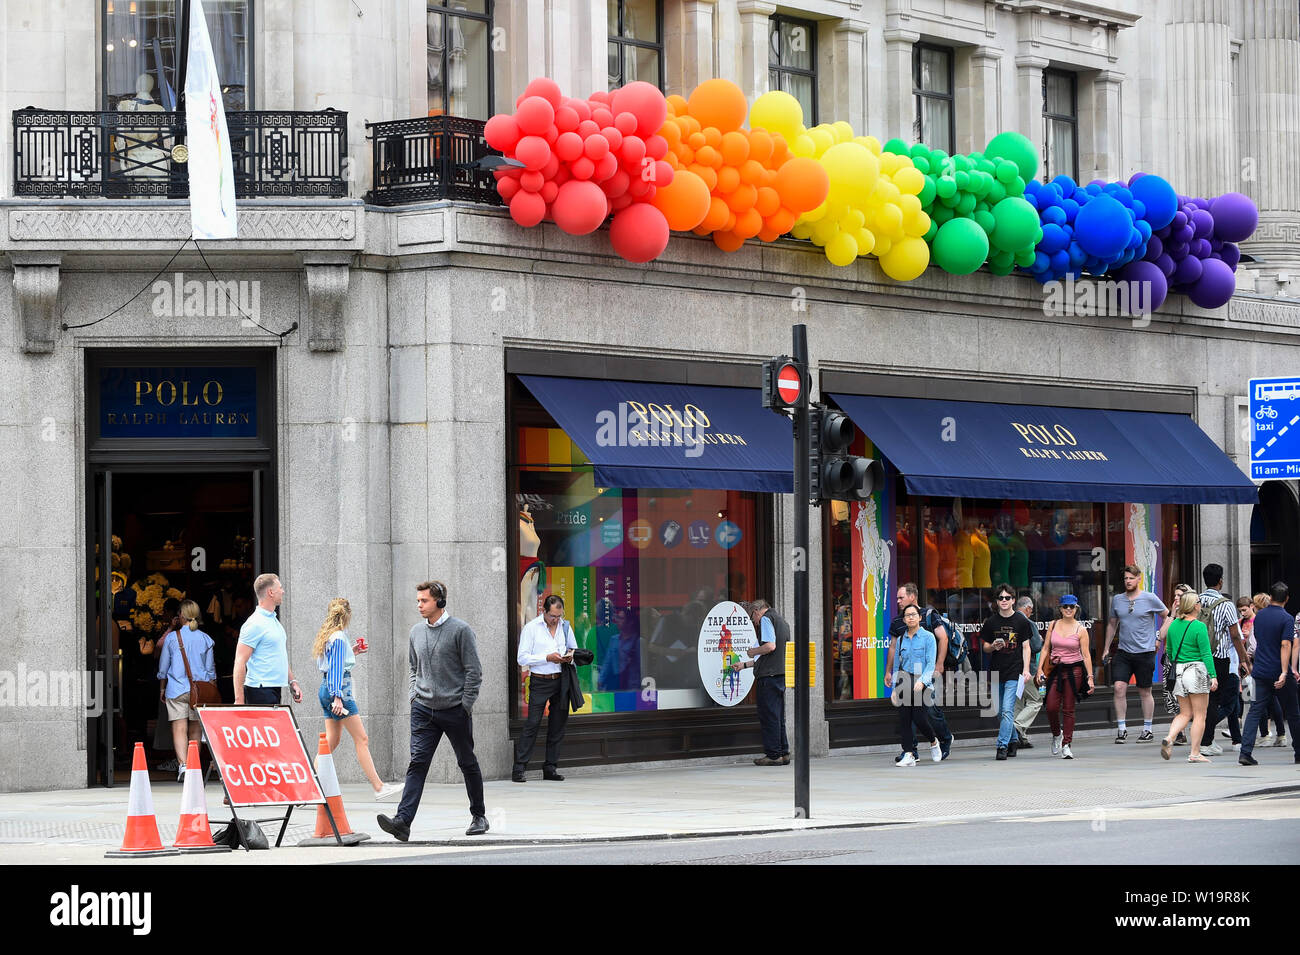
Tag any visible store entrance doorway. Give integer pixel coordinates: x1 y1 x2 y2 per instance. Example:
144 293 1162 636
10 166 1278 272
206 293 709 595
88 468 270 786
1251 481 1299 601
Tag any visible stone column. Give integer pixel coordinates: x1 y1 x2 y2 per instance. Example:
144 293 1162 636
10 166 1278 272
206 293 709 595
674 0 716 96
967 46 1002 154
1164 0 1234 198
883 29 918 142
1235 0 1300 277
261 0 296 109
829 20 869 135
1082 70 1123 183
737 0 777 107
1014 55 1047 172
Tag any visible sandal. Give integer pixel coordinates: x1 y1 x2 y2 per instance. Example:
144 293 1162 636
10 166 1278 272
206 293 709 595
1187 754 1211 763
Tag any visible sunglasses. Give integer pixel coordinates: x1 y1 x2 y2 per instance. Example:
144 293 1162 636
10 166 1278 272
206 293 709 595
996 594 1014 601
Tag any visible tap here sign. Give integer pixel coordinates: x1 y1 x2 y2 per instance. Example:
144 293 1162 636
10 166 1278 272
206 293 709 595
198 707 325 807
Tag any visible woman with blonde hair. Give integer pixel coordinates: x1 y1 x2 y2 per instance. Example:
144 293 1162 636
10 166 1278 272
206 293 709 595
314 598 402 800
1160 590 1219 763
157 600 216 782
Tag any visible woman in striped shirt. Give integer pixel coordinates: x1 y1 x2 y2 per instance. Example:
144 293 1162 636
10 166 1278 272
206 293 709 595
314 598 402 800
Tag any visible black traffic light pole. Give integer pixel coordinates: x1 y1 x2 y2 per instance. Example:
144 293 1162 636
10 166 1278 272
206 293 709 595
792 324 810 818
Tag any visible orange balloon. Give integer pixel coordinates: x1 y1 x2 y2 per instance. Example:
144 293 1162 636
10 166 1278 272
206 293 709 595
770 136 790 164
774 156 829 213
695 145 722 169
676 145 695 165
681 116 701 136
723 212 737 231
687 132 706 150
733 207 763 238
757 226 782 242
713 230 746 252
691 164 719 192
702 127 723 149
666 94 689 115
687 79 749 133
652 169 712 231
700 196 731 232
717 166 741 193
754 186 781 217
765 206 798 235
660 123 682 148
760 168 778 187
739 159 764 184
720 131 749 166
748 129 774 164
727 183 757 213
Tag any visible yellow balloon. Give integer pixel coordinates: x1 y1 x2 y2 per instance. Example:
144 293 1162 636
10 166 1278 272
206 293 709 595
878 152 904 176
875 179 902 204
811 216 840 247
893 166 925 196
800 199 828 222
855 227 876 256
875 202 904 238
808 127 835 157
873 235 892 256
826 231 858 267
904 210 931 238
880 236 930 281
821 143 879 207
792 134 816 158
790 220 814 240
898 193 922 218
860 135 882 155
831 121 855 144
845 208 866 232
749 91 805 144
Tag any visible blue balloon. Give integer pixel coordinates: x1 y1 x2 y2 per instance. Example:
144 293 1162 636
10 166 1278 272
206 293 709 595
1050 250 1070 274
1033 251 1050 272
1074 194 1133 259
1068 242 1086 267
1043 205 1067 227
1039 223 1069 253
1023 192 1039 210
1085 183 1103 196
1131 199 1146 222
1136 219 1152 241
1061 199 1080 223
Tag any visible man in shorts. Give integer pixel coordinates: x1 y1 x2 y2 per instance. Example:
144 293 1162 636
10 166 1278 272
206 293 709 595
1101 565 1167 743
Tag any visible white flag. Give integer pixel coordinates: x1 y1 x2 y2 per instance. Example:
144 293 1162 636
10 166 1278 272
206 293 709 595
185 0 237 239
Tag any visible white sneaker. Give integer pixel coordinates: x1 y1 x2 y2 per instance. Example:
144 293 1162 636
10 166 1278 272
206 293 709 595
1275 736 1288 748
1231 742 1242 751
1062 744 1073 759
896 752 917 767
930 741 942 763
374 782 404 801
1052 735 1063 755
1261 733 1278 745
1205 742 1224 755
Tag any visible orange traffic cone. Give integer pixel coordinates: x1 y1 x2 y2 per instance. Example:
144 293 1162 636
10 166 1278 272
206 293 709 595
298 733 370 846
174 740 230 853
105 743 179 858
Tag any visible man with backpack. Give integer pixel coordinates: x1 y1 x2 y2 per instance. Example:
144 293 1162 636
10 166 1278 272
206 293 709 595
1198 563 1250 755
887 583 959 762
1012 596 1044 748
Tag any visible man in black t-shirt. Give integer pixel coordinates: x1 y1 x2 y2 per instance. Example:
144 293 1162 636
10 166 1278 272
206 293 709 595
980 583 1035 761
886 583 955 761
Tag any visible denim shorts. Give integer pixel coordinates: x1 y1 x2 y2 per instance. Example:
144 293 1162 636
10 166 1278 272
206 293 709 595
319 673 360 719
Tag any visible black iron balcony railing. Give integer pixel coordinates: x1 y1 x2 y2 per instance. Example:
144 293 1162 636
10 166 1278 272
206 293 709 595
365 115 503 207
12 107 349 199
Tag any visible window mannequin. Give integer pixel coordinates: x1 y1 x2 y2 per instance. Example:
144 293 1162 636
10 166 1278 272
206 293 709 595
116 73 168 179
971 520 991 589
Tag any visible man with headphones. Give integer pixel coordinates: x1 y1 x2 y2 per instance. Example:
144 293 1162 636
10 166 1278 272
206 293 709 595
377 580 488 839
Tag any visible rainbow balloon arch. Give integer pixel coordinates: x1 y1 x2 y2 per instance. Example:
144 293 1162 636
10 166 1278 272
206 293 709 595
484 77 1260 311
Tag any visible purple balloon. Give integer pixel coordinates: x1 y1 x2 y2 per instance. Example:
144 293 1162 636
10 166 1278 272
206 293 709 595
1193 238 1212 258
1172 211 1187 229
1187 257 1236 309
1128 171 1147 186
1146 235 1164 259
1209 192 1259 243
1155 253 1175 277
1191 208 1214 239
1117 260 1168 314
1167 240 1188 259
1174 224 1195 243
1173 255 1204 285
1220 243 1241 270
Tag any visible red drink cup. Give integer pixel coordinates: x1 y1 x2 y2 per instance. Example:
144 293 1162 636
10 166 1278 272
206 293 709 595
354 636 368 653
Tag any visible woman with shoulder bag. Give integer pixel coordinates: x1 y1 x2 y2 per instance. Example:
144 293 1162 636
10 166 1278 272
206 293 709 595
1036 595 1093 759
1160 590 1219 763
157 600 218 782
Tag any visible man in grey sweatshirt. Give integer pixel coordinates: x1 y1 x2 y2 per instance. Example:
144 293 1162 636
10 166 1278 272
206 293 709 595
377 580 488 839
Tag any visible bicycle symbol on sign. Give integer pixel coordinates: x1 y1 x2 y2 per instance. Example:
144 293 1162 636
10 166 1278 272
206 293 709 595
1256 405 1278 420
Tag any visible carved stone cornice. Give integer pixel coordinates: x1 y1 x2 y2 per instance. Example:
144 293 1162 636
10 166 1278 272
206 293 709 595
8 252 61 355
302 252 352 352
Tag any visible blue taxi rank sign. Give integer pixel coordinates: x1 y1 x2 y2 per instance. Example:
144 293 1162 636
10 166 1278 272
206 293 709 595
1249 376 1300 480
99 366 258 439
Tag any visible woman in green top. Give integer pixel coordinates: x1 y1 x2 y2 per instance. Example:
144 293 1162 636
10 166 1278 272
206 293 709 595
1160 591 1219 763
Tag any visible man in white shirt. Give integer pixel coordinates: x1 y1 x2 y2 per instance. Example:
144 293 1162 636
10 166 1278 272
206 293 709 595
512 594 577 782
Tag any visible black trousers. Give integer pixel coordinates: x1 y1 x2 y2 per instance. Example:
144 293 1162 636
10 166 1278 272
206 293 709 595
514 674 570 772
1201 656 1235 746
396 701 485 823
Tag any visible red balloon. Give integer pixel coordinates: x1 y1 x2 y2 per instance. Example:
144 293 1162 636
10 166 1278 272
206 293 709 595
589 90 611 106
570 100 592 122
554 131 584 162
484 114 521 152
614 112 638 136
592 107 614 128
594 152 619 181
543 126 558 145
610 204 670 262
542 155 560 179
552 180 609 235
519 170 545 193
602 170 631 197
621 135 647 166
610 81 668 137
540 181 559 204
554 106 580 133
601 127 623 151
611 193 634 210
524 77 563 107
584 134 610 161
515 135 551 171
645 135 669 160
628 177 653 198
577 120 600 138
509 190 546 227
497 177 521 201
653 160 674 188
516 96 556 136
571 156 596 180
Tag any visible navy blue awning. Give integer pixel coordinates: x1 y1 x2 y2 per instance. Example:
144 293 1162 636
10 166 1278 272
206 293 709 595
520 375 793 492
830 393 1258 505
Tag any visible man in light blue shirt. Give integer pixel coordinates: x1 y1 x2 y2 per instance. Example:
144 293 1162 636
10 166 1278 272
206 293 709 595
234 573 302 705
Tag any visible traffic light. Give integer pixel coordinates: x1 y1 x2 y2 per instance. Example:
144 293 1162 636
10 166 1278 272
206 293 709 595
762 356 805 412
809 404 884 502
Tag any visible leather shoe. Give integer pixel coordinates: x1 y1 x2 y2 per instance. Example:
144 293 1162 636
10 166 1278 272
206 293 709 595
377 813 410 843
543 769 565 781
511 770 526 783
780 754 791 765
1006 741 1018 757
754 756 783 766
466 815 490 836
996 747 1008 760
1017 735 1033 749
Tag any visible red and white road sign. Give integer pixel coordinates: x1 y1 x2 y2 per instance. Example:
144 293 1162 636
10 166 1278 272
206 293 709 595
198 707 325 807
777 363 802 405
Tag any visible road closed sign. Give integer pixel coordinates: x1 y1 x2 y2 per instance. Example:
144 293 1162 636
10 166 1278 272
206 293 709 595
198 707 325 807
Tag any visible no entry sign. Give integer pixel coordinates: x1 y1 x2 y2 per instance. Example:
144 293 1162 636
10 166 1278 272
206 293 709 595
777 363 802 405
198 707 325 807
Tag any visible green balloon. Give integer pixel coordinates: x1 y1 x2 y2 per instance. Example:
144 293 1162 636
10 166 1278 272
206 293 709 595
924 219 938 242
956 192 977 215
995 160 1017 184
985 131 1038 183
990 248 1015 267
909 142 929 159
989 260 1015 275
987 181 1007 204
932 217 990 275
974 209 996 234
936 177 958 199
931 204 954 224
913 156 931 174
1009 175 1026 197
990 197 1040 252
883 138 909 155
954 170 969 191
918 177 937 207
1014 247 1037 267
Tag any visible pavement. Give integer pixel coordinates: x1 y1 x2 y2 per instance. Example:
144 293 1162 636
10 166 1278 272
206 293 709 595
2 728 1297 864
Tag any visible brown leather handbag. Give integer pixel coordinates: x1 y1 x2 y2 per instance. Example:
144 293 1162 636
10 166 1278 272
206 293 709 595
175 628 222 708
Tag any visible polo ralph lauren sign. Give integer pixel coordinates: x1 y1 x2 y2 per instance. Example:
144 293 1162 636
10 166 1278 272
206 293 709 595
99 366 258 438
